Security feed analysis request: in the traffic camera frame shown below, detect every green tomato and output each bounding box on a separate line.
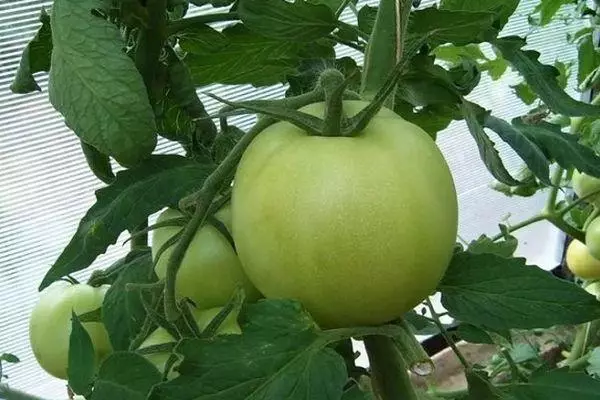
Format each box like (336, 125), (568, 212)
(232, 100), (458, 328)
(585, 281), (600, 299)
(152, 206), (260, 309)
(29, 282), (113, 379)
(586, 217), (600, 261)
(138, 306), (241, 378)
(566, 239), (600, 279)
(573, 170), (600, 207)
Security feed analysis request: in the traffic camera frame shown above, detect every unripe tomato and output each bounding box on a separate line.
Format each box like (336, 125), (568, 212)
(586, 217), (600, 261)
(585, 281), (600, 299)
(573, 170), (600, 207)
(566, 239), (600, 279)
(29, 282), (112, 379)
(232, 101), (458, 328)
(152, 206), (260, 309)
(138, 306), (241, 377)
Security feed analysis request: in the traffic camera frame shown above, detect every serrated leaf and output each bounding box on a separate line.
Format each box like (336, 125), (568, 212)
(578, 35), (600, 87)
(585, 347), (600, 377)
(68, 313), (95, 396)
(186, 24), (303, 86)
(10, 8), (52, 94)
(81, 141), (115, 184)
(483, 115), (551, 185)
(103, 249), (157, 351)
(49, 0), (157, 166)
(239, 0), (336, 42)
(150, 299), (348, 400)
(502, 370), (600, 399)
(439, 252), (600, 330)
(467, 234), (518, 258)
(533, 0), (572, 26)
(394, 102), (461, 139)
(440, 0), (519, 29)
(511, 82), (538, 105)
(40, 155), (214, 290)
(493, 36), (600, 117)
(178, 24), (229, 54)
(481, 57), (509, 80)
(511, 118), (600, 178)
(461, 101), (519, 186)
(434, 44), (487, 63)
(409, 8), (498, 47)
(91, 352), (161, 400)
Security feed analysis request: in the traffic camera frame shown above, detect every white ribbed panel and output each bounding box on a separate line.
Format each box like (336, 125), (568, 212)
(0, 0), (582, 397)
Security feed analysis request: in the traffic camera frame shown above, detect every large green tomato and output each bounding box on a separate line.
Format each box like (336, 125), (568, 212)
(585, 217), (600, 261)
(565, 239), (600, 279)
(152, 206), (260, 309)
(573, 170), (600, 207)
(138, 306), (241, 377)
(232, 101), (458, 328)
(29, 282), (113, 379)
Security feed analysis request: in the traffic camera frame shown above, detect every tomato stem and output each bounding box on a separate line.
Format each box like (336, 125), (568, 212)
(320, 69), (348, 136)
(364, 335), (419, 400)
(425, 298), (471, 370)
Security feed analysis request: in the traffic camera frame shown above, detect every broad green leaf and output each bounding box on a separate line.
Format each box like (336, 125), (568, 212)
(357, 5), (377, 34)
(481, 57), (509, 80)
(91, 352), (161, 400)
(10, 9), (52, 94)
(440, 0), (519, 29)
(483, 115), (551, 185)
(68, 313), (95, 396)
(342, 384), (376, 400)
(186, 24), (304, 86)
(554, 60), (571, 90)
(585, 347), (600, 377)
(461, 101), (519, 186)
(409, 8), (498, 47)
(493, 36), (600, 117)
(403, 311), (439, 335)
(439, 252), (600, 330)
(40, 155), (214, 290)
(511, 118), (600, 178)
(81, 141), (115, 184)
(465, 370), (506, 399)
(511, 82), (538, 105)
(150, 299), (348, 400)
(502, 370), (600, 399)
(456, 324), (496, 344)
(434, 44), (487, 64)
(467, 234), (518, 258)
(0, 354), (19, 364)
(394, 102), (461, 139)
(178, 24), (229, 54)
(49, 0), (157, 166)
(238, 0), (336, 42)
(103, 249), (157, 351)
(578, 35), (600, 87)
(532, 0), (572, 26)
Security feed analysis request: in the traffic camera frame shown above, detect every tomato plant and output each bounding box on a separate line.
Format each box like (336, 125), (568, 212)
(152, 206), (260, 309)
(28, 282), (112, 379)
(233, 100), (457, 328)
(7, 0), (600, 399)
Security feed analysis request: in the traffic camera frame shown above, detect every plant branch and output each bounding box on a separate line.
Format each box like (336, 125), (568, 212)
(166, 12), (240, 35)
(328, 34), (365, 52)
(491, 213), (548, 242)
(335, 0), (354, 17)
(425, 298), (471, 370)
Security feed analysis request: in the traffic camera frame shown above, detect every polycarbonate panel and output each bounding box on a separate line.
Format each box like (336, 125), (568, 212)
(0, 0), (583, 397)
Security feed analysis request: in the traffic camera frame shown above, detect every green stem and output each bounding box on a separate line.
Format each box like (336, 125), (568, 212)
(501, 348), (526, 382)
(167, 12), (240, 35)
(320, 69), (347, 136)
(584, 207), (600, 230)
(547, 214), (586, 242)
(130, 221), (149, 249)
(491, 213), (548, 242)
(568, 352), (592, 371)
(335, 0), (354, 17)
(0, 385), (49, 400)
(425, 298), (471, 370)
(544, 167), (564, 214)
(566, 323), (590, 364)
(328, 34), (365, 52)
(364, 336), (419, 400)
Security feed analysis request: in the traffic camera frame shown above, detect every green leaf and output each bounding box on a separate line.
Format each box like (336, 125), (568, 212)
(49, 0), (157, 166)
(493, 36), (600, 117)
(483, 115), (551, 185)
(357, 5), (377, 34)
(434, 44), (487, 63)
(0, 354), (20, 364)
(342, 384), (376, 400)
(456, 324), (496, 344)
(150, 299), (348, 400)
(481, 57), (509, 80)
(439, 252), (600, 330)
(585, 347), (600, 377)
(238, 0), (336, 42)
(10, 8), (52, 94)
(91, 352), (161, 400)
(465, 370), (506, 399)
(511, 82), (538, 105)
(440, 0), (519, 29)
(533, 0), (572, 26)
(178, 24), (229, 54)
(409, 8), (498, 47)
(68, 313), (95, 396)
(467, 234), (518, 258)
(103, 249), (157, 351)
(578, 35), (600, 87)
(186, 24), (303, 86)
(502, 370), (600, 399)
(461, 101), (519, 186)
(81, 141), (115, 184)
(511, 118), (600, 178)
(394, 102), (461, 139)
(39, 155), (214, 290)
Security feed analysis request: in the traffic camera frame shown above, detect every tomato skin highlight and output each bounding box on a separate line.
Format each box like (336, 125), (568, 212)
(585, 218), (600, 262)
(28, 282), (113, 379)
(152, 206), (260, 309)
(566, 239), (600, 280)
(232, 101), (458, 328)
